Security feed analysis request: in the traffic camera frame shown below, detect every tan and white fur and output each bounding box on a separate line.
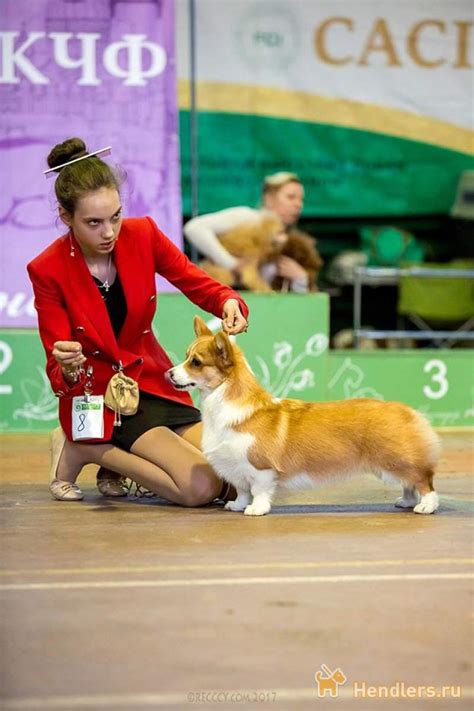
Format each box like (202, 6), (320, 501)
(166, 317), (440, 517)
(199, 215), (285, 293)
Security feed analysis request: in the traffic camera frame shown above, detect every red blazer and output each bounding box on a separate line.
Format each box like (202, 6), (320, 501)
(27, 217), (249, 442)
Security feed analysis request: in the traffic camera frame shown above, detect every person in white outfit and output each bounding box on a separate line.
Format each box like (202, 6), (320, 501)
(184, 172), (311, 293)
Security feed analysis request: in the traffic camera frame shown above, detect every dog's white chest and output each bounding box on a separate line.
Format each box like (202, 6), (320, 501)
(203, 425), (254, 479)
(201, 394), (256, 485)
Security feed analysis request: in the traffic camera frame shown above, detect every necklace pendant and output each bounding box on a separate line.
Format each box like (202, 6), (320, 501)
(103, 280), (110, 292)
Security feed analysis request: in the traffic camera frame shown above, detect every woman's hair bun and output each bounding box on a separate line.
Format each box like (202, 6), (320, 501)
(47, 137), (87, 172)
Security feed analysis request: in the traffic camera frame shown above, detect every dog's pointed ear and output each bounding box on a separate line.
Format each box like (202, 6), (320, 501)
(194, 316), (213, 337)
(214, 331), (234, 366)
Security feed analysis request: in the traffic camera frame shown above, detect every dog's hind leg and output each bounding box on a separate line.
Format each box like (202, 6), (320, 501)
(411, 469), (439, 515)
(395, 485), (421, 509)
(414, 491), (439, 514)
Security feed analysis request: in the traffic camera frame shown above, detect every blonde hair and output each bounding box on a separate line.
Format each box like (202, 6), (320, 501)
(262, 171), (302, 195)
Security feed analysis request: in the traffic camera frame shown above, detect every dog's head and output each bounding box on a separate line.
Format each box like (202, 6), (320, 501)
(166, 317), (235, 393)
(272, 230), (324, 292)
(258, 215), (287, 252)
(281, 231), (324, 271)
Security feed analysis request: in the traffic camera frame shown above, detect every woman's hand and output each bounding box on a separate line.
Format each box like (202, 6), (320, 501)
(277, 256), (307, 281)
(53, 341), (86, 380)
(222, 299), (248, 335)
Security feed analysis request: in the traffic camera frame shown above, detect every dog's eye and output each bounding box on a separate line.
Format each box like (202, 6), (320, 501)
(190, 357), (201, 368)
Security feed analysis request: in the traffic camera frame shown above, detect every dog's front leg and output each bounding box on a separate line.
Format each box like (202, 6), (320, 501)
(244, 470), (277, 516)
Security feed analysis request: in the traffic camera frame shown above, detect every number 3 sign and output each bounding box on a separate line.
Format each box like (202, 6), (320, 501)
(423, 359), (449, 400)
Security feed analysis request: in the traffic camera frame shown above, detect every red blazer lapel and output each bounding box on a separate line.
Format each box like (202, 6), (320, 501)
(114, 230), (149, 348)
(65, 236), (119, 361)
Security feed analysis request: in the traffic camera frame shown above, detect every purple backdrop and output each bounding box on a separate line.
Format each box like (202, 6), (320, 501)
(0, 0), (182, 328)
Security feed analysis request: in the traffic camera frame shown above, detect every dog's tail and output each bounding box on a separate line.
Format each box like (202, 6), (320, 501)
(413, 410), (441, 470)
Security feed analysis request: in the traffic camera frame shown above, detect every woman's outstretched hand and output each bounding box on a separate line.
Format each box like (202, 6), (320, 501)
(53, 341), (87, 381)
(222, 299), (248, 335)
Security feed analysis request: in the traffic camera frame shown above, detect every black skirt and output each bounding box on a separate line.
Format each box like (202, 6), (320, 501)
(111, 391), (201, 452)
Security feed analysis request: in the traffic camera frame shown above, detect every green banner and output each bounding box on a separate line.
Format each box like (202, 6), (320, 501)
(328, 351), (474, 428)
(0, 294), (329, 432)
(179, 112), (474, 217)
(0, 294), (472, 432)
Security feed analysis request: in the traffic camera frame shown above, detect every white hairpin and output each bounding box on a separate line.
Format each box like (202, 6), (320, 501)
(43, 146), (112, 175)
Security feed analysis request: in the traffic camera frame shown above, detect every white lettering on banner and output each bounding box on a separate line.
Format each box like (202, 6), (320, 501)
(0, 293), (36, 318)
(0, 341), (13, 395)
(0, 32), (167, 86)
(103, 34), (167, 86)
(50, 32), (101, 86)
(423, 359), (449, 400)
(0, 32), (49, 84)
(314, 17), (473, 68)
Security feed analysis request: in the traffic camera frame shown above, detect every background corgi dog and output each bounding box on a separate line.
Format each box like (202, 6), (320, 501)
(199, 215), (285, 292)
(166, 317), (440, 517)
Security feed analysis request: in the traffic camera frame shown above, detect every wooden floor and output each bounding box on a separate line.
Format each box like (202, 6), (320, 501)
(1, 431), (473, 710)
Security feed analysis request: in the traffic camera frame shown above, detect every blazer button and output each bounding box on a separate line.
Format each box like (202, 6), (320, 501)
(142, 329), (151, 334)
(55, 390), (65, 397)
(75, 326), (85, 332)
(150, 295), (156, 301)
(137, 357), (144, 365)
(92, 350), (100, 356)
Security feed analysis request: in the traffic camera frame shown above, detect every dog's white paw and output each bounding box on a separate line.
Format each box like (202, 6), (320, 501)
(244, 503), (271, 516)
(413, 492), (439, 515)
(224, 500), (247, 512)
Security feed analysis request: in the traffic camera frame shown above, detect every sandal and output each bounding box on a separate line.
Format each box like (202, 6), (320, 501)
(214, 481), (236, 503)
(96, 467), (130, 497)
(131, 482), (157, 498)
(50, 478), (84, 501)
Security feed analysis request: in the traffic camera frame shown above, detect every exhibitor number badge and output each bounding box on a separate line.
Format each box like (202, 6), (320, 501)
(72, 395), (104, 440)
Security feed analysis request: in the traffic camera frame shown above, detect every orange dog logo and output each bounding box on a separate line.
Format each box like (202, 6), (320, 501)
(315, 664), (347, 698)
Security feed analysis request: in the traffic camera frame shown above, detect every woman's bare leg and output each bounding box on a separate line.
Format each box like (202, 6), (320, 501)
(130, 426), (222, 505)
(55, 426), (221, 506)
(175, 422), (234, 502)
(174, 421), (203, 450)
(97, 421), (205, 491)
(56, 440), (183, 502)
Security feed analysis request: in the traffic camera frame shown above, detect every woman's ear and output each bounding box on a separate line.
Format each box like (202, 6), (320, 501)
(58, 206), (72, 228)
(262, 192), (274, 211)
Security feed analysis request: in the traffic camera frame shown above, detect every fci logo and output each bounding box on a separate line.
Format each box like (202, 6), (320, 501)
(315, 664), (347, 698)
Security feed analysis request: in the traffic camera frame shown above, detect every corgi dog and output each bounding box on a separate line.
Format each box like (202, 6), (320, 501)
(199, 215), (286, 293)
(166, 317), (440, 517)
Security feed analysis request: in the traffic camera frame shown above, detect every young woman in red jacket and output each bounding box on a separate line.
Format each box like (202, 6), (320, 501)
(28, 138), (248, 504)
